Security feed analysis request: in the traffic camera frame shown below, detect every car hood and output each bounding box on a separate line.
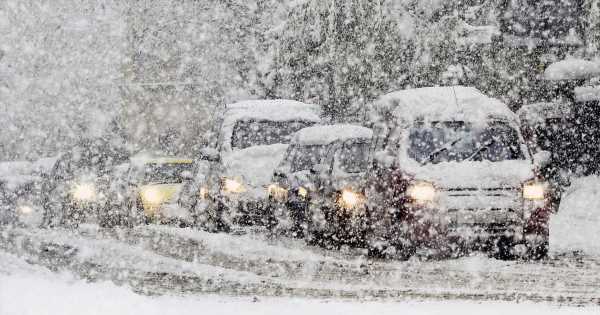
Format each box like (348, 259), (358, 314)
(405, 159), (535, 189)
(222, 144), (289, 197)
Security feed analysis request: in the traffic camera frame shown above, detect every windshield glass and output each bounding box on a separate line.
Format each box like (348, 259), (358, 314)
(142, 163), (195, 184)
(231, 120), (316, 150)
(408, 121), (525, 164)
(338, 141), (370, 173)
(286, 144), (329, 173)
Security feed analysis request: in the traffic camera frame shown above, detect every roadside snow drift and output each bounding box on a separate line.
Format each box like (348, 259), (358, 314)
(550, 176), (600, 256)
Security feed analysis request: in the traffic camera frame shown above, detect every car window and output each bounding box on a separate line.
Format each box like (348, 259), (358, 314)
(336, 140), (371, 173)
(288, 144), (329, 173)
(231, 120), (316, 150)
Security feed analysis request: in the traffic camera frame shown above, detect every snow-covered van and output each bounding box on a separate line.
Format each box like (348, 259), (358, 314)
(358, 86), (552, 259)
(198, 100), (322, 231)
(266, 124), (373, 238)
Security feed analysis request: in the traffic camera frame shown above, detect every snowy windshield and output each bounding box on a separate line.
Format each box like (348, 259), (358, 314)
(408, 121), (525, 164)
(231, 120), (316, 150)
(287, 144), (329, 173)
(142, 163), (194, 185)
(337, 141), (370, 173)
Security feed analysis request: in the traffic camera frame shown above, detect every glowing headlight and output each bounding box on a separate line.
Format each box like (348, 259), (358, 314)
(267, 184), (288, 201)
(141, 186), (165, 205)
(199, 186), (209, 200)
(71, 183), (97, 202)
(298, 187), (308, 199)
(523, 181), (546, 200)
(223, 178), (246, 194)
(337, 189), (365, 210)
(17, 205), (34, 215)
(407, 181), (436, 203)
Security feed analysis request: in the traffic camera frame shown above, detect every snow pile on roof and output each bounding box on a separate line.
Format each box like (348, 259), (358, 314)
(225, 99), (321, 123)
(543, 59), (600, 81)
(550, 176), (600, 256)
(371, 86), (515, 124)
(293, 124), (372, 145)
(517, 102), (571, 124)
(574, 86), (600, 102)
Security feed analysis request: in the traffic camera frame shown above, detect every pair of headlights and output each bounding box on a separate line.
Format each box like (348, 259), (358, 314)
(267, 184), (308, 201)
(406, 180), (547, 203)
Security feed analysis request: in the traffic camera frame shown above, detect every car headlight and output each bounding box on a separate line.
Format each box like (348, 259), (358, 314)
(71, 183), (97, 202)
(199, 186), (209, 200)
(222, 178), (246, 194)
(523, 181), (546, 200)
(267, 184), (288, 201)
(17, 205), (34, 215)
(407, 181), (436, 203)
(337, 189), (366, 210)
(298, 187), (308, 199)
(141, 186), (166, 206)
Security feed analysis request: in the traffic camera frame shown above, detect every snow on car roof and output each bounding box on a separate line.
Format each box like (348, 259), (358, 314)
(543, 59), (600, 81)
(130, 155), (194, 167)
(574, 85), (600, 102)
(292, 124), (373, 145)
(224, 99), (321, 124)
(517, 102), (571, 124)
(371, 86), (516, 124)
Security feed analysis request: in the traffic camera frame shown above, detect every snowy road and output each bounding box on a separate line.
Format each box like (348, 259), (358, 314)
(1, 225), (599, 307)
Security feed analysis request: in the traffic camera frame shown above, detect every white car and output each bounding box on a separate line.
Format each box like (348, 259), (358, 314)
(198, 100), (322, 231)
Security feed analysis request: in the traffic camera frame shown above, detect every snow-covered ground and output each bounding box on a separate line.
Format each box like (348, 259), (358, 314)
(550, 176), (600, 256)
(1, 251), (598, 315)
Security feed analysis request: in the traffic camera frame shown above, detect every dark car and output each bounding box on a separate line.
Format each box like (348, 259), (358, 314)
(266, 124), (373, 241)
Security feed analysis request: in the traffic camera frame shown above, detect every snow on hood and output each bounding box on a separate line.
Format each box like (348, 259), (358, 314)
(550, 176), (600, 256)
(222, 144), (288, 197)
(543, 59), (600, 81)
(404, 160), (535, 189)
(371, 86), (516, 124)
(293, 124), (372, 146)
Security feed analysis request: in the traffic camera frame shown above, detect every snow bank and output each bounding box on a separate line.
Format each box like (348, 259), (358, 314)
(575, 86), (600, 102)
(543, 59), (600, 81)
(371, 86), (516, 124)
(293, 124), (372, 146)
(550, 176), (600, 256)
(1, 271), (597, 315)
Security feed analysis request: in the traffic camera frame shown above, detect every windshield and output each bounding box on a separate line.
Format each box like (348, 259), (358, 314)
(142, 163), (195, 184)
(231, 120), (316, 150)
(408, 121), (525, 164)
(286, 144), (329, 173)
(337, 141), (370, 173)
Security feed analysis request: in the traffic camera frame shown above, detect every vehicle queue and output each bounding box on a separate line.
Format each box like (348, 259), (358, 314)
(2, 86), (557, 261)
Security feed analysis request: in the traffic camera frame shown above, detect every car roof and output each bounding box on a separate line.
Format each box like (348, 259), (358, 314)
(292, 124), (373, 146)
(224, 99), (321, 124)
(370, 86), (517, 125)
(131, 156), (194, 166)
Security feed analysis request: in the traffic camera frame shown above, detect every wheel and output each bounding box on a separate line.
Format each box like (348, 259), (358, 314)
(493, 236), (517, 260)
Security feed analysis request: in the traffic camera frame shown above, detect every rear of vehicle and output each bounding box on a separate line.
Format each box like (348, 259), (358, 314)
(364, 87), (552, 259)
(204, 100), (321, 229)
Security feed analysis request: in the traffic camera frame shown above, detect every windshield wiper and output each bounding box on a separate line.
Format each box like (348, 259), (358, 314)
(425, 137), (464, 164)
(466, 138), (496, 162)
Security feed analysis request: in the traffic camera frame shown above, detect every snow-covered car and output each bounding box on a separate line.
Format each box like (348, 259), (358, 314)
(41, 138), (129, 227)
(199, 100), (322, 231)
(123, 155), (204, 226)
(356, 86), (553, 260)
(266, 124), (373, 239)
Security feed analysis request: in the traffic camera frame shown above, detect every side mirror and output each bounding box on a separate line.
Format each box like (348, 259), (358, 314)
(199, 147), (220, 162)
(533, 150), (552, 169)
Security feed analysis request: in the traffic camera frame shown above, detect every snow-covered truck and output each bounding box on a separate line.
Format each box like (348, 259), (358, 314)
(350, 86), (553, 260)
(195, 100), (322, 231)
(265, 124), (373, 238)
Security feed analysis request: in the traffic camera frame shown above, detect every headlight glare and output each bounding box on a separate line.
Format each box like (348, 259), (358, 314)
(223, 178), (246, 194)
(337, 189), (365, 210)
(71, 183), (97, 202)
(267, 184), (288, 201)
(523, 181), (545, 200)
(298, 187), (308, 199)
(141, 186), (165, 205)
(407, 181), (436, 203)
